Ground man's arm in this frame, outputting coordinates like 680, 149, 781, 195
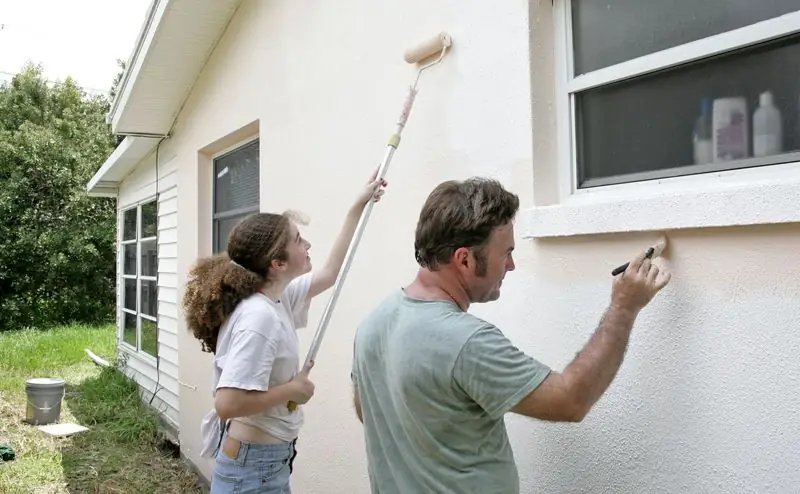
512, 247, 671, 422
510, 305, 636, 422
352, 383, 363, 424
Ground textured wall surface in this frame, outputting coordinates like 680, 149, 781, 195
169, 0, 800, 491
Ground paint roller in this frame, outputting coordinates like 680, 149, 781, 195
611, 236, 668, 276
287, 32, 454, 412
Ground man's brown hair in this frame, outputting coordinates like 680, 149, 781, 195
414, 177, 519, 275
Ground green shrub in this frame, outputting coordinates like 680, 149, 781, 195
0, 64, 117, 330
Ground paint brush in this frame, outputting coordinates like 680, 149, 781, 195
611, 236, 668, 276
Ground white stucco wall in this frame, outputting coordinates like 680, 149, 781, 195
167, 0, 800, 491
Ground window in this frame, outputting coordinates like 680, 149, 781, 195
121, 199, 158, 358
559, 1, 800, 189
213, 139, 260, 252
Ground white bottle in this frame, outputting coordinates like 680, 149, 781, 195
753, 91, 782, 157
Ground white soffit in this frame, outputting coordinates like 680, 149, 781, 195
109, 0, 243, 136
86, 137, 161, 197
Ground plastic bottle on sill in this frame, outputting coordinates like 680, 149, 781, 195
752, 90, 782, 157
693, 98, 713, 164
712, 96, 749, 162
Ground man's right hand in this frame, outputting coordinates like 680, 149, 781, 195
288, 360, 316, 405
611, 247, 672, 314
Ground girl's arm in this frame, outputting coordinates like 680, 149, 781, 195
214, 317, 316, 419
215, 383, 296, 420
308, 168, 387, 299
215, 361, 315, 419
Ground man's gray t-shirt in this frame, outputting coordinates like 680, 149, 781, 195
352, 290, 552, 493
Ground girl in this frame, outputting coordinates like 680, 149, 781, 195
182, 170, 387, 493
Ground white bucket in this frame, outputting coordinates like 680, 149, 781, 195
25, 378, 66, 425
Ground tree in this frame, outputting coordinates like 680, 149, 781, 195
0, 63, 118, 330
109, 59, 126, 105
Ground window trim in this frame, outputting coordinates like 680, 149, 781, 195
566, 9, 800, 94
524, 1, 800, 239
119, 196, 159, 362
211, 136, 260, 253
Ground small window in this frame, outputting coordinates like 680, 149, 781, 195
120, 198, 159, 358
559, 1, 800, 189
213, 139, 260, 253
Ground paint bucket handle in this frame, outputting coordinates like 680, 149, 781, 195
26, 389, 65, 411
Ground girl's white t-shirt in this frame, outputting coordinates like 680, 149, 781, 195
199, 272, 312, 456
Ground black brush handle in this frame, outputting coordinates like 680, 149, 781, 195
611, 247, 655, 276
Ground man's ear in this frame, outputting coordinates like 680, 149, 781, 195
452, 247, 470, 270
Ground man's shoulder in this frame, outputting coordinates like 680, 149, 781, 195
358, 289, 474, 324
357, 290, 492, 344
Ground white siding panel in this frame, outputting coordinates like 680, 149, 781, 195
124, 350, 158, 382
159, 211, 178, 231
160, 196, 178, 216
159, 286, 178, 304
159, 272, 178, 289
157, 162, 181, 428
121, 349, 180, 423
159, 315, 178, 338
117, 146, 181, 430
159, 257, 178, 274
160, 153, 178, 175
159, 345, 179, 368
159, 181, 178, 199
159, 300, 179, 320
159, 228, 178, 245
159, 331, 179, 354
160, 243, 178, 258
159, 170, 178, 192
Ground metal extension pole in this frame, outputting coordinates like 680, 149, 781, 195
288, 44, 450, 411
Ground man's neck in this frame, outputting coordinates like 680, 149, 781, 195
405, 268, 470, 312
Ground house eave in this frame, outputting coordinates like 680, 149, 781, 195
106, 0, 161, 126
86, 136, 162, 196
107, 0, 243, 136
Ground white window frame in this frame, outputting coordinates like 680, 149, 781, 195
524, 3, 800, 239
211, 136, 260, 253
119, 197, 159, 361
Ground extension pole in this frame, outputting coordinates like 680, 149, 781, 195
287, 33, 453, 412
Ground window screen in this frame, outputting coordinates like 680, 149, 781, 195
213, 139, 260, 253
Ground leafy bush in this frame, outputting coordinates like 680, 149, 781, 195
0, 64, 118, 330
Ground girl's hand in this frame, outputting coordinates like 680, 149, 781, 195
288, 360, 315, 405
354, 166, 388, 208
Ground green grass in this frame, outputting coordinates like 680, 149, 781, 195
0, 324, 205, 493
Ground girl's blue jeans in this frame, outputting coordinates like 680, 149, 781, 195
210, 426, 298, 494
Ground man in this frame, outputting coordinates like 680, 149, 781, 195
350, 177, 671, 493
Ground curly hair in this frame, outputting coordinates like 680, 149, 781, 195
414, 177, 519, 276
182, 211, 306, 354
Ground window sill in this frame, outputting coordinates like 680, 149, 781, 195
522, 174, 800, 239
119, 342, 158, 365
